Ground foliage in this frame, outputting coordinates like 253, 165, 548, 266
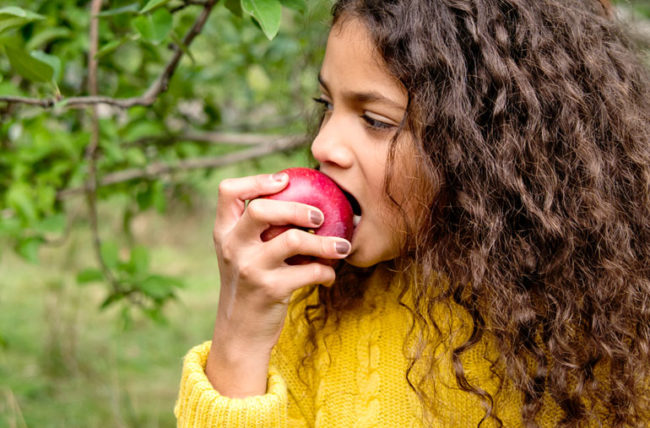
0, 0, 331, 322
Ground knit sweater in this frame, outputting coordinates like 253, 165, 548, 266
175, 278, 572, 427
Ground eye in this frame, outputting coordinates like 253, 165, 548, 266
361, 114, 394, 131
312, 97, 333, 111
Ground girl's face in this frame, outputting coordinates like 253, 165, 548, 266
312, 17, 420, 268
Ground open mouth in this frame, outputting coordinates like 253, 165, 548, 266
341, 189, 362, 227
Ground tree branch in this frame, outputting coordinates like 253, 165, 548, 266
0, 134, 309, 219
0, 0, 218, 109
129, 131, 306, 146
86, 0, 118, 287
57, 135, 308, 199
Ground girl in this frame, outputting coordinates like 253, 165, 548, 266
175, 0, 650, 426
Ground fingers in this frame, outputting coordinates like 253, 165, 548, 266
265, 227, 351, 264
277, 262, 338, 290
215, 173, 289, 233
252, 262, 337, 299
237, 198, 324, 242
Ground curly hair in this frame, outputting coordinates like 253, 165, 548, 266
295, 0, 650, 426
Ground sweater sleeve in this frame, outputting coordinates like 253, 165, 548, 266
174, 341, 290, 428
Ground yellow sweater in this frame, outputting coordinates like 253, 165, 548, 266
175, 279, 570, 427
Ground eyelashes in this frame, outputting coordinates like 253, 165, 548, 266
361, 115, 393, 130
312, 97, 333, 111
312, 97, 394, 132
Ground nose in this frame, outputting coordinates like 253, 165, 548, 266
310, 115, 354, 169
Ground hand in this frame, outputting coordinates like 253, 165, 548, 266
206, 172, 351, 397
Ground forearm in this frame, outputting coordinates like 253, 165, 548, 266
206, 301, 286, 397
206, 334, 273, 397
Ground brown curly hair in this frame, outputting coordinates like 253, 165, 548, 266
295, 0, 650, 426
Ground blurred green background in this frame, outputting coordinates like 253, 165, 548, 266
0, 0, 648, 426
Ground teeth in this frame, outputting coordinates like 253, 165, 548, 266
353, 215, 361, 227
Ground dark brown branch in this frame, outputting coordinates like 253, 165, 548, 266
86, 0, 118, 287
0, 0, 218, 110
0, 96, 59, 107
57, 135, 308, 199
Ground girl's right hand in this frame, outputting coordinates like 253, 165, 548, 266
205, 172, 351, 397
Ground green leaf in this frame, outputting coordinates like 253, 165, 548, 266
140, 0, 172, 14
0, 216, 21, 237
35, 185, 56, 214
30, 51, 61, 82
76, 268, 104, 284
125, 147, 147, 166
17, 237, 42, 264
97, 3, 140, 17
98, 34, 143, 60
152, 181, 167, 213
6, 182, 37, 222
96, 39, 125, 59
0, 17, 26, 34
280, 0, 305, 12
224, 0, 243, 17
242, 0, 282, 40
3, 43, 54, 83
122, 120, 165, 141
25, 27, 71, 51
246, 64, 271, 92
0, 6, 45, 21
136, 186, 153, 210
111, 42, 142, 73
132, 8, 173, 44
35, 213, 66, 234
100, 241, 120, 270
139, 274, 182, 300
150, 8, 173, 42
0, 81, 21, 96
0, 6, 44, 34
143, 306, 167, 324
100, 292, 124, 309
129, 245, 149, 275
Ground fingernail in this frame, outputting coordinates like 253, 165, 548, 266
335, 240, 351, 255
310, 210, 323, 226
272, 172, 287, 182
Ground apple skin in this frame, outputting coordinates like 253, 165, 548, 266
258, 167, 354, 265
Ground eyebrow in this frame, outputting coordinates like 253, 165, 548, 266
318, 73, 406, 111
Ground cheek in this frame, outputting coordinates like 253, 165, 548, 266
388, 148, 435, 231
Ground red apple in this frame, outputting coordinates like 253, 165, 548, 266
258, 167, 354, 264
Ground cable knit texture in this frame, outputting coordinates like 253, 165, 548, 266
175, 281, 596, 427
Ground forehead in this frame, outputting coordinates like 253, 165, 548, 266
321, 18, 407, 104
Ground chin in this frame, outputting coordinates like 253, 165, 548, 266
343, 257, 374, 269
342, 249, 397, 269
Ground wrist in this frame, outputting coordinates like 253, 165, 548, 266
210, 328, 275, 364
213, 299, 287, 352
206, 337, 272, 398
